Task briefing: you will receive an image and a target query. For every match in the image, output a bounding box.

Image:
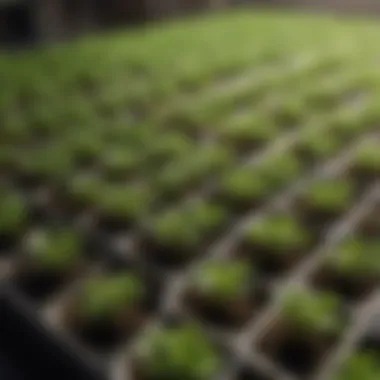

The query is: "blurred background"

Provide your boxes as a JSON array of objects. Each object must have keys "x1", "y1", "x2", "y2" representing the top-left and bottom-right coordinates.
[{"x1": 1, "y1": 0, "x2": 380, "y2": 49}]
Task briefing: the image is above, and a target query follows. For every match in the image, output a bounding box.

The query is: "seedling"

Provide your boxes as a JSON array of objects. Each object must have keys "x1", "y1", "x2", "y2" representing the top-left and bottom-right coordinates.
[
  {"x1": 0, "y1": 190, "x2": 29, "y2": 238},
  {"x1": 244, "y1": 215, "x2": 311, "y2": 273},
  {"x1": 218, "y1": 167, "x2": 272, "y2": 210},
  {"x1": 271, "y1": 97, "x2": 305, "y2": 128},
  {"x1": 156, "y1": 145, "x2": 234, "y2": 199},
  {"x1": 190, "y1": 260, "x2": 252, "y2": 301},
  {"x1": 351, "y1": 141, "x2": 380, "y2": 179},
  {"x1": 259, "y1": 153, "x2": 303, "y2": 190},
  {"x1": 326, "y1": 238, "x2": 380, "y2": 279},
  {"x1": 186, "y1": 260, "x2": 257, "y2": 326},
  {"x1": 332, "y1": 352, "x2": 380, "y2": 380},
  {"x1": 98, "y1": 148, "x2": 143, "y2": 179},
  {"x1": 149, "y1": 202, "x2": 227, "y2": 263},
  {"x1": 95, "y1": 184, "x2": 153, "y2": 225},
  {"x1": 135, "y1": 324, "x2": 221, "y2": 380},
  {"x1": 281, "y1": 288, "x2": 345, "y2": 337},
  {"x1": 218, "y1": 112, "x2": 278, "y2": 152},
  {"x1": 316, "y1": 238, "x2": 380, "y2": 299},
  {"x1": 301, "y1": 179, "x2": 355, "y2": 216},
  {"x1": 296, "y1": 130, "x2": 343, "y2": 162},
  {"x1": 245, "y1": 215, "x2": 311, "y2": 254},
  {"x1": 26, "y1": 228, "x2": 84, "y2": 272},
  {"x1": 79, "y1": 274, "x2": 145, "y2": 322}
]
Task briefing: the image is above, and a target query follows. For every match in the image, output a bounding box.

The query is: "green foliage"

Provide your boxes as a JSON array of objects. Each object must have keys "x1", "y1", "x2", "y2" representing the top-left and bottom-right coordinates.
[
  {"x1": 297, "y1": 130, "x2": 342, "y2": 159},
  {"x1": 245, "y1": 215, "x2": 310, "y2": 253},
  {"x1": 333, "y1": 352, "x2": 380, "y2": 380},
  {"x1": 281, "y1": 288, "x2": 345, "y2": 336},
  {"x1": 303, "y1": 179, "x2": 355, "y2": 212},
  {"x1": 353, "y1": 142, "x2": 380, "y2": 171},
  {"x1": 259, "y1": 153, "x2": 303, "y2": 189},
  {"x1": 80, "y1": 273, "x2": 144, "y2": 320},
  {"x1": 0, "y1": 190, "x2": 29, "y2": 234},
  {"x1": 27, "y1": 228, "x2": 83, "y2": 271},
  {"x1": 152, "y1": 202, "x2": 227, "y2": 250},
  {"x1": 219, "y1": 112, "x2": 278, "y2": 144},
  {"x1": 219, "y1": 166, "x2": 271, "y2": 202},
  {"x1": 156, "y1": 145, "x2": 235, "y2": 194},
  {"x1": 95, "y1": 185, "x2": 153, "y2": 221},
  {"x1": 191, "y1": 261, "x2": 252, "y2": 301},
  {"x1": 136, "y1": 324, "x2": 221, "y2": 380},
  {"x1": 326, "y1": 238, "x2": 380, "y2": 277}
]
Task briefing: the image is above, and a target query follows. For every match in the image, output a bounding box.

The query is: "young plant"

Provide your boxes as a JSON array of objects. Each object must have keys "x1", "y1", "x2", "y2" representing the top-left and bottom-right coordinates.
[
  {"x1": 271, "y1": 97, "x2": 305, "y2": 128},
  {"x1": 301, "y1": 179, "x2": 356, "y2": 216},
  {"x1": 149, "y1": 201, "x2": 228, "y2": 261},
  {"x1": 351, "y1": 141, "x2": 380, "y2": 178},
  {"x1": 332, "y1": 352, "x2": 380, "y2": 380},
  {"x1": 329, "y1": 108, "x2": 364, "y2": 140},
  {"x1": 0, "y1": 190, "x2": 29, "y2": 240},
  {"x1": 189, "y1": 261, "x2": 252, "y2": 302},
  {"x1": 94, "y1": 184, "x2": 153, "y2": 225},
  {"x1": 186, "y1": 260, "x2": 256, "y2": 325},
  {"x1": 296, "y1": 130, "x2": 343, "y2": 163},
  {"x1": 324, "y1": 238, "x2": 380, "y2": 280},
  {"x1": 259, "y1": 153, "x2": 303, "y2": 190},
  {"x1": 78, "y1": 273, "x2": 145, "y2": 322},
  {"x1": 135, "y1": 324, "x2": 221, "y2": 380},
  {"x1": 243, "y1": 215, "x2": 312, "y2": 273},
  {"x1": 25, "y1": 228, "x2": 84, "y2": 273},
  {"x1": 281, "y1": 288, "x2": 345, "y2": 338},
  {"x1": 156, "y1": 145, "x2": 235, "y2": 199},
  {"x1": 245, "y1": 215, "x2": 311, "y2": 255},
  {"x1": 98, "y1": 148, "x2": 143, "y2": 179},
  {"x1": 218, "y1": 112, "x2": 278, "y2": 151},
  {"x1": 218, "y1": 167, "x2": 273, "y2": 210}
]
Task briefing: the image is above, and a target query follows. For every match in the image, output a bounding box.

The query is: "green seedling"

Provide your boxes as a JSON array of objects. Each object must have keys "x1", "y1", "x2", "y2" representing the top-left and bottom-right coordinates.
[
  {"x1": 281, "y1": 288, "x2": 345, "y2": 336},
  {"x1": 219, "y1": 167, "x2": 272, "y2": 203},
  {"x1": 326, "y1": 238, "x2": 380, "y2": 278},
  {"x1": 27, "y1": 228, "x2": 83, "y2": 272},
  {"x1": 136, "y1": 324, "x2": 221, "y2": 380},
  {"x1": 297, "y1": 131, "x2": 342, "y2": 160},
  {"x1": 80, "y1": 273, "x2": 144, "y2": 321},
  {"x1": 218, "y1": 112, "x2": 278, "y2": 146},
  {"x1": 303, "y1": 179, "x2": 355, "y2": 213},
  {"x1": 333, "y1": 352, "x2": 380, "y2": 380},
  {"x1": 0, "y1": 190, "x2": 29, "y2": 235},
  {"x1": 353, "y1": 142, "x2": 380, "y2": 173},
  {"x1": 190, "y1": 261, "x2": 252, "y2": 301},
  {"x1": 95, "y1": 185, "x2": 153, "y2": 222},
  {"x1": 152, "y1": 202, "x2": 227, "y2": 250},
  {"x1": 245, "y1": 215, "x2": 311, "y2": 253},
  {"x1": 259, "y1": 153, "x2": 303, "y2": 189}
]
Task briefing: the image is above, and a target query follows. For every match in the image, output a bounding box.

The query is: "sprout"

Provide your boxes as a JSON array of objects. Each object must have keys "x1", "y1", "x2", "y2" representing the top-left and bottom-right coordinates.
[
  {"x1": 27, "y1": 228, "x2": 83, "y2": 271},
  {"x1": 353, "y1": 142, "x2": 380, "y2": 171},
  {"x1": 136, "y1": 324, "x2": 221, "y2": 380},
  {"x1": 0, "y1": 191, "x2": 29, "y2": 234},
  {"x1": 333, "y1": 352, "x2": 380, "y2": 380},
  {"x1": 152, "y1": 202, "x2": 227, "y2": 250},
  {"x1": 271, "y1": 98, "x2": 305, "y2": 127},
  {"x1": 80, "y1": 274, "x2": 144, "y2": 321},
  {"x1": 96, "y1": 185, "x2": 153, "y2": 221},
  {"x1": 245, "y1": 215, "x2": 310, "y2": 253},
  {"x1": 303, "y1": 179, "x2": 355, "y2": 212},
  {"x1": 191, "y1": 261, "x2": 252, "y2": 301},
  {"x1": 326, "y1": 238, "x2": 380, "y2": 278},
  {"x1": 219, "y1": 112, "x2": 278, "y2": 144},
  {"x1": 297, "y1": 131, "x2": 342, "y2": 159},
  {"x1": 220, "y1": 167, "x2": 271, "y2": 202},
  {"x1": 259, "y1": 153, "x2": 303, "y2": 189},
  {"x1": 281, "y1": 288, "x2": 345, "y2": 336}
]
